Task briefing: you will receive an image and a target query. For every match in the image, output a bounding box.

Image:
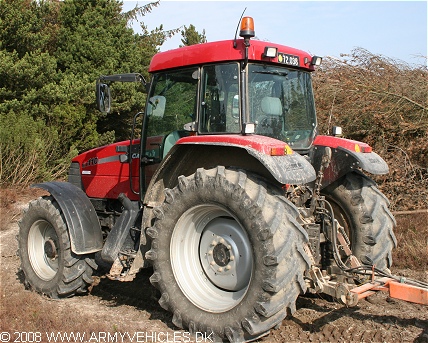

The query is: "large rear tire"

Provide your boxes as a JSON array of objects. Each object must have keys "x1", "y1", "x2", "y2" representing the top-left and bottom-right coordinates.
[
  {"x1": 18, "y1": 196, "x2": 97, "y2": 298},
  {"x1": 322, "y1": 171, "x2": 397, "y2": 271},
  {"x1": 146, "y1": 167, "x2": 310, "y2": 342}
]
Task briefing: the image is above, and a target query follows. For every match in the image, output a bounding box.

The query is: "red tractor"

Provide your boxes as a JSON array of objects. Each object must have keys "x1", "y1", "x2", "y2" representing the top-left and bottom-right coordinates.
[{"x1": 18, "y1": 17, "x2": 426, "y2": 342}]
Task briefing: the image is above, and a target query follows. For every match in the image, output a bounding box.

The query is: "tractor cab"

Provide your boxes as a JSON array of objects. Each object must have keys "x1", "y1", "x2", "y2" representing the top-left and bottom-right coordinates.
[
  {"x1": 94, "y1": 18, "x2": 323, "y2": 198},
  {"x1": 145, "y1": 61, "x2": 318, "y2": 152}
]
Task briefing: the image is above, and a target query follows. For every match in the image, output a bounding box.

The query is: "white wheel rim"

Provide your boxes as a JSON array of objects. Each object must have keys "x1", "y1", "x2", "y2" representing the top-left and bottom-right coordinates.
[
  {"x1": 28, "y1": 220, "x2": 59, "y2": 281},
  {"x1": 170, "y1": 204, "x2": 253, "y2": 312}
]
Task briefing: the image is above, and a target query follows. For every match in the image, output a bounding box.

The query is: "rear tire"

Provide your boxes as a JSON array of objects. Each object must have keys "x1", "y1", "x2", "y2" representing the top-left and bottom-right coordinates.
[
  {"x1": 146, "y1": 167, "x2": 310, "y2": 342},
  {"x1": 18, "y1": 196, "x2": 97, "y2": 298},
  {"x1": 322, "y1": 171, "x2": 397, "y2": 271}
]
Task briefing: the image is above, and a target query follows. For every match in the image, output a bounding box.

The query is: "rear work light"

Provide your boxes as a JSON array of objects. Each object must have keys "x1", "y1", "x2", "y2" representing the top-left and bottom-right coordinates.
[
  {"x1": 243, "y1": 123, "x2": 255, "y2": 134},
  {"x1": 332, "y1": 126, "x2": 342, "y2": 137}
]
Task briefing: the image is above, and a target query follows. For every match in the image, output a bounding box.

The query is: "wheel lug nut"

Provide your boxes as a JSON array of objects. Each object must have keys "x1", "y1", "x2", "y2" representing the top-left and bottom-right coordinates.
[
  {"x1": 225, "y1": 265, "x2": 231, "y2": 271},
  {"x1": 230, "y1": 255, "x2": 235, "y2": 261},
  {"x1": 227, "y1": 245, "x2": 232, "y2": 250},
  {"x1": 211, "y1": 240, "x2": 217, "y2": 246},
  {"x1": 210, "y1": 261, "x2": 216, "y2": 266},
  {"x1": 207, "y1": 250, "x2": 213, "y2": 255},
  {"x1": 219, "y1": 238, "x2": 225, "y2": 244},
  {"x1": 218, "y1": 267, "x2": 223, "y2": 272}
]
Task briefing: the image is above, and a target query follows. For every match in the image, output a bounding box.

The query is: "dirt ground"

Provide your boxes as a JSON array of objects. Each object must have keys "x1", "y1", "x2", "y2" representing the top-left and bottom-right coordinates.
[{"x1": 1, "y1": 191, "x2": 427, "y2": 343}]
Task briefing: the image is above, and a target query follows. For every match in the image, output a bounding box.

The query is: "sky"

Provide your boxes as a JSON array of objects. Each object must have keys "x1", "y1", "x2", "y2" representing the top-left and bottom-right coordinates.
[{"x1": 122, "y1": 1, "x2": 427, "y2": 66}]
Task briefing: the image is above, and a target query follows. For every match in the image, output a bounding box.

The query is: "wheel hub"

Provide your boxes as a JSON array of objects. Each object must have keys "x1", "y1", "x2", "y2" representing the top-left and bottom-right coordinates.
[
  {"x1": 44, "y1": 239, "x2": 57, "y2": 259},
  {"x1": 213, "y1": 243, "x2": 230, "y2": 266},
  {"x1": 205, "y1": 236, "x2": 235, "y2": 274},
  {"x1": 199, "y1": 217, "x2": 252, "y2": 291}
]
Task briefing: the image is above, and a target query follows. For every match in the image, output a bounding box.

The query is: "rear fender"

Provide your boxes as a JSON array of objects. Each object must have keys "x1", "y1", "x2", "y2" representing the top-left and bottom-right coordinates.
[
  {"x1": 31, "y1": 182, "x2": 103, "y2": 254},
  {"x1": 312, "y1": 136, "x2": 389, "y2": 189},
  {"x1": 143, "y1": 135, "x2": 316, "y2": 207},
  {"x1": 176, "y1": 134, "x2": 316, "y2": 184}
]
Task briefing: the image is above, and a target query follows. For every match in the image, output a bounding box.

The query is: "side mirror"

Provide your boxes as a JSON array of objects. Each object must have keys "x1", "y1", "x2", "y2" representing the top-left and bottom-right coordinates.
[{"x1": 96, "y1": 82, "x2": 111, "y2": 113}]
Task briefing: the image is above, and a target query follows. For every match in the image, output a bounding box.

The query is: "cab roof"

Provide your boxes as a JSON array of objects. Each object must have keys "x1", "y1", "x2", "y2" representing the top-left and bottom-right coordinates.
[{"x1": 148, "y1": 39, "x2": 316, "y2": 73}]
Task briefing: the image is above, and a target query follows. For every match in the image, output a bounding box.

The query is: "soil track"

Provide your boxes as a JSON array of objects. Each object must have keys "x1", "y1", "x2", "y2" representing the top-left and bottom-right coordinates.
[{"x1": 1, "y1": 194, "x2": 427, "y2": 343}]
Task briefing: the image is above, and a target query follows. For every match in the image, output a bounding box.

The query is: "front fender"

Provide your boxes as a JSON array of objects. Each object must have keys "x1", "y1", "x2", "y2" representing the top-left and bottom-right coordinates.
[
  {"x1": 32, "y1": 181, "x2": 103, "y2": 254},
  {"x1": 312, "y1": 136, "x2": 389, "y2": 188}
]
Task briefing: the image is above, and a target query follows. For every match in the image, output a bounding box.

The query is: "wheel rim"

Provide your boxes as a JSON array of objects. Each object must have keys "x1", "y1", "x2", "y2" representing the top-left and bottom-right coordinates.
[
  {"x1": 170, "y1": 204, "x2": 253, "y2": 312},
  {"x1": 28, "y1": 220, "x2": 59, "y2": 281}
]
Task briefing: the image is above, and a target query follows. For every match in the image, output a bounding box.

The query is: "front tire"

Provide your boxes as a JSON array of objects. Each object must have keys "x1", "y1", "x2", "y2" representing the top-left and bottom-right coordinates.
[
  {"x1": 322, "y1": 171, "x2": 397, "y2": 271},
  {"x1": 146, "y1": 167, "x2": 310, "y2": 342},
  {"x1": 18, "y1": 196, "x2": 97, "y2": 298}
]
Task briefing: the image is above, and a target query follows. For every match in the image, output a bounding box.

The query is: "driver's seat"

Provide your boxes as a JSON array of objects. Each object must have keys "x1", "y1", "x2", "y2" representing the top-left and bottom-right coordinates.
[
  {"x1": 258, "y1": 97, "x2": 283, "y2": 138},
  {"x1": 261, "y1": 96, "x2": 282, "y2": 116},
  {"x1": 162, "y1": 130, "x2": 188, "y2": 158}
]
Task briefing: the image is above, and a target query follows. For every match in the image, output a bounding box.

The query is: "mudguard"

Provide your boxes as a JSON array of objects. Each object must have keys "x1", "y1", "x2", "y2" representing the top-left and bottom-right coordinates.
[
  {"x1": 175, "y1": 134, "x2": 316, "y2": 185},
  {"x1": 245, "y1": 147, "x2": 316, "y2": 185},
  {"x1": 31, "y1": 181, "x2": 103, "y2": 254},
  {"x1": 143, "y1": 134, "x2": 317, "y2": 208},
  {"x1": 312, "y1": 136, "x2": 389, "y2": 188}
]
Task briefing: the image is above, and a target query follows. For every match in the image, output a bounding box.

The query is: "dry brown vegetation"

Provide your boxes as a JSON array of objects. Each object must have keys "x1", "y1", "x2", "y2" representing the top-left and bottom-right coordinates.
[
  {"x1": 313, "y1": 48, "x2": 428, "y2": 211},
  {"x1": 394, "y1": 212, "x2": 428, "y2": 270}
]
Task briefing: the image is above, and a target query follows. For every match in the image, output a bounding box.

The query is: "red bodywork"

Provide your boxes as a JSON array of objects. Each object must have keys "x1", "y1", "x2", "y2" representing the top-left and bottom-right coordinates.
[
  {"x1": 72, "y1": 134, "x2": 295, "y2": 200},
  {"x1": 73, "y1": 39, "x2": 319, "y2": 200},
  {"x1": 72, "y1": 133, "x2": 373, "y2": 201},
  {"x1": 177, "y1": 134, "x2": 294, "y2": 156},
  {"x1": 314, "y1": 135, "x2": 372, "y2": 153},
  {"x1": 149, "y1": 39, "x2": 315, "y2": 72},
  {"x1": 72, "y1": 136, "x2": 161, "y2": 201}
]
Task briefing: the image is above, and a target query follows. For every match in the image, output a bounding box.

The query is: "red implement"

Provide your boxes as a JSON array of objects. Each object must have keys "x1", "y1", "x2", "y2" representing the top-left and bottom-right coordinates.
[{"x1": 351, "y1": 277, "x2": 428, "y2": 305}]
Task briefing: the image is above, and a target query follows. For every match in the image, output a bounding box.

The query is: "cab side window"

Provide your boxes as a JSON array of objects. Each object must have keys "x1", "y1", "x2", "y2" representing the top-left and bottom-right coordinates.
[
  {"x1": 146, "y1": 68, "x2": 199, "y2": 158},
  {"x1": 147, "y1": 68, "x2": 199, "y2": 137},
  {"x1": 199, "y1": 63, "x2": 240, "y2": 133}
]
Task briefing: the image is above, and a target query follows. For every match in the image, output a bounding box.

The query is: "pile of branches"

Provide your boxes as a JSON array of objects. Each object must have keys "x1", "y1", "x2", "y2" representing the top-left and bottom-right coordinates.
[{"x1": 313, "y1": 48, "x2": 427, "y2": 211}]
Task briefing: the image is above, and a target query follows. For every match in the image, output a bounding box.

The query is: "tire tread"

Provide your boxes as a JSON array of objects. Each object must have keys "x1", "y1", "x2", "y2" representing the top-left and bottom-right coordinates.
[{"x1": 146, "y1": 167, "x2": 310, "y2": 341}]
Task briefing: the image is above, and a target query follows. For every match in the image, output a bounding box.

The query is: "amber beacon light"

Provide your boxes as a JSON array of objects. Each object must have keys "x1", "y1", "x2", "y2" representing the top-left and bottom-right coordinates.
[{"x1": 239, "y1": 16, "x2": 255, "y2": 39}]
